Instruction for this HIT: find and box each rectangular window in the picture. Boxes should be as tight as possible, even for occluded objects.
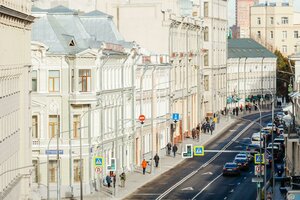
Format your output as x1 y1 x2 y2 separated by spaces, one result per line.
48 70 60 92
282 31 287 39
49 160 57 183
73 159 82 182
204 2 208 17
73 115 80 139
282 45 287 53
204 75 209 91
270 31 274 39
257 31 261 39
79 69 91 92
294 45 298 53
32 160 39 183
32 115 38 139
294 31 299 38
32 70 37 92
204 29 209 41
257 17 261 25
49 115 60 138
270 17 274 25
281 17 288 24
204 54 209 66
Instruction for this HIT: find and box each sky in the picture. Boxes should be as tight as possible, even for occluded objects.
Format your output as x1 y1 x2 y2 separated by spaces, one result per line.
228 0 300 26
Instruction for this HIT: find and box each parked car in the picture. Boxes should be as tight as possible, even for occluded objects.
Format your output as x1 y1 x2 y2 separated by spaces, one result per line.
233 157 249 170
268 143 282 151
222 162 240 176
276 112 285 120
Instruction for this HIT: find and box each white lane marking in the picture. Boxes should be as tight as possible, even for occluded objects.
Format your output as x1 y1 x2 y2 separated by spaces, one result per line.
224 197 227 200
191 173 222 200
238 182 241 185
155 114 271 200
202 172 213 175
181 187 194 191
244 177 247 179
230 189 234 193
135 193 161 196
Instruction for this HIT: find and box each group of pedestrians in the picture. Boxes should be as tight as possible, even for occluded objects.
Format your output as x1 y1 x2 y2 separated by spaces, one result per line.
201 118 216 135
166 142 178 157
104 171 126 188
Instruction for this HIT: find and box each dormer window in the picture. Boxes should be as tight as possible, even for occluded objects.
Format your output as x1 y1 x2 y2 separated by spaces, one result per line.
69 39 75 47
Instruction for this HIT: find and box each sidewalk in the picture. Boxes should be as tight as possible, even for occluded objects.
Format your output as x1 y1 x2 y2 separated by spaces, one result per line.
81 111 262 200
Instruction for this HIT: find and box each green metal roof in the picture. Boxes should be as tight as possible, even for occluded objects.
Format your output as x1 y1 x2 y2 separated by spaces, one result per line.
228 39 276 59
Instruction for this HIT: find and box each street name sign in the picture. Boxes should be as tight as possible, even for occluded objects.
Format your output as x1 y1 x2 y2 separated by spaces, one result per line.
252 177 263 182
45 150 63 155
94 156 104 167
194 146 204 156
254 154 265 164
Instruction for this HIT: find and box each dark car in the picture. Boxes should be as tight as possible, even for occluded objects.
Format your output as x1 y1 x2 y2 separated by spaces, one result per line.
246 144 261 155
233 158 249 170
223 162 240 176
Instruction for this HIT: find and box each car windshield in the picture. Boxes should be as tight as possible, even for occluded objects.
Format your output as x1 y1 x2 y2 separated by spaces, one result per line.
235 159 246 163
225 163 237 168
252 137 262 141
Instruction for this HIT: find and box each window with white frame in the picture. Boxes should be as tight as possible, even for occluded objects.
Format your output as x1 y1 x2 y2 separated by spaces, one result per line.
257 31 261 39
73 159 82 182
281 17 288 24
257 17 261 25
204 53 209 66
73 115 80 139
49 160 57 182
270 17 274 25
49 115 60 138
32 160 39 183
282 31 287 39
79 69 91 92
282 45 287 53
48 70 60 92
204 29 209 41
32 115 38 139
204 2 208 17
32 70 37 92
270 31 274 39
294 31 299 38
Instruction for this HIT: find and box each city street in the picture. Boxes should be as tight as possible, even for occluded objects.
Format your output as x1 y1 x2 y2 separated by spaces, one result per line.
126 112 272 200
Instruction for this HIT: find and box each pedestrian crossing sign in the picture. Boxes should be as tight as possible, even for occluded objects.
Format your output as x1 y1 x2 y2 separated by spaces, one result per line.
254 154 265 164
194 146 204 156
94 156 104 167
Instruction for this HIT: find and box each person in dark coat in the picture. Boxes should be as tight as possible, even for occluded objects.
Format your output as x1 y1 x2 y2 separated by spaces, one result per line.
192 128 196 139
154 153 160 167
166 143 172 155
206 123 210 134
172 144 178 157
106 175 112 188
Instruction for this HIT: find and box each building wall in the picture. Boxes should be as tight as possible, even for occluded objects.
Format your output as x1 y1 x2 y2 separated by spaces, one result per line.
236 0 257 38
0 1 33 199
227 57 277 107
250 3 300 56
30 43 136 198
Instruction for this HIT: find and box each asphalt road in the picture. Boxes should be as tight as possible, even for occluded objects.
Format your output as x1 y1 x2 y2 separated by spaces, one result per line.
125 112 272 200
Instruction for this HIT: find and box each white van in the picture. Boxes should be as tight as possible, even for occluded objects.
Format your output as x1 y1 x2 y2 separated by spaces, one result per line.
251 132 263 146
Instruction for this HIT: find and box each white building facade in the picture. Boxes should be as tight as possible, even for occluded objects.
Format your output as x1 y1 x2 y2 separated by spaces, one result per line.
227 39 277 107
0 1 34 200
30 7 137 198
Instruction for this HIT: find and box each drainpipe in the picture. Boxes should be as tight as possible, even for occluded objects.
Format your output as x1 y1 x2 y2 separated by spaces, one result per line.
186 22 190 140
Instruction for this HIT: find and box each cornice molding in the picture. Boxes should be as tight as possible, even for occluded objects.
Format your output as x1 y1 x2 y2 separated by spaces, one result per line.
0 5 35 23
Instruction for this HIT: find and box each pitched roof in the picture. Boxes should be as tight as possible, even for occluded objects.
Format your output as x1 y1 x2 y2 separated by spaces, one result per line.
228 39 276 59
82 10 112 18
31 7 132 54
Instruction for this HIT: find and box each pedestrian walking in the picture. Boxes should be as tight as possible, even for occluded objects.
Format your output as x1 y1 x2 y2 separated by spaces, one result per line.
196 129 200 141
154 153 160 167
192 128 196 139
172 144 178 157
119 172 126 187
205 122 210 134
112 173 116 188
235 107 239 116
166 143 172 155
141 159 147 175
106 175 112 188
201 122 206 133
233 108 236 115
